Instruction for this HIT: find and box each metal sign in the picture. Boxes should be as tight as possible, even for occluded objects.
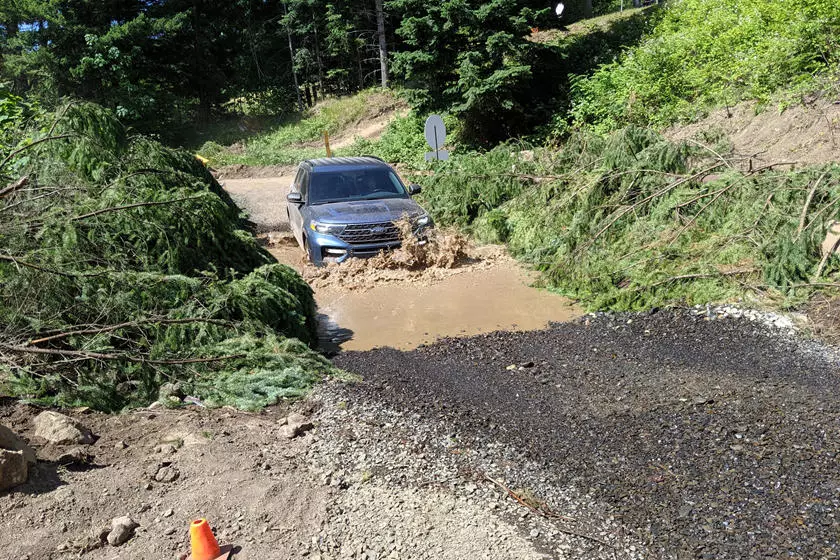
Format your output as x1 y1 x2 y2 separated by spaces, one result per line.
424 115 449 161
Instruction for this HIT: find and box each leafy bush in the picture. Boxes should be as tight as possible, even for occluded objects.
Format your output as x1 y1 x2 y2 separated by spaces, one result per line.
569 0 840 131
0 100 336 411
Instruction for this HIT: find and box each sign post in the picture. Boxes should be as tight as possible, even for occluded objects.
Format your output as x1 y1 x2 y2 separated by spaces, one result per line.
424 115 449 161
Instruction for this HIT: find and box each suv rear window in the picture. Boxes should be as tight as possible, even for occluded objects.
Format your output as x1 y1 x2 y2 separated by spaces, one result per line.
308 167 406 205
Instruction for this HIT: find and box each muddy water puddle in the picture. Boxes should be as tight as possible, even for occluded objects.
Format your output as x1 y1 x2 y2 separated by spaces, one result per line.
315 266 580 351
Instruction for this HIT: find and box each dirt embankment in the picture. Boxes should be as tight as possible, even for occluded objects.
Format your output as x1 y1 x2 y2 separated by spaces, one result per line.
666 97 840 166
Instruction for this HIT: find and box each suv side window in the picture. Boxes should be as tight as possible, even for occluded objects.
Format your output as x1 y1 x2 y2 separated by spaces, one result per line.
293 168 304 192
300 169 310 201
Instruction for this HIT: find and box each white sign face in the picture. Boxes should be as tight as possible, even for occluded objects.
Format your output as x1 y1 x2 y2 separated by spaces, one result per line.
424 114 449 161
556 3 565 17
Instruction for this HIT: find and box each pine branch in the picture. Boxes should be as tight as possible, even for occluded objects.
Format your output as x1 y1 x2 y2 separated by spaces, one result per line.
70 195 205 222
26 318 235 346
0 134 75 170
0 342 244 365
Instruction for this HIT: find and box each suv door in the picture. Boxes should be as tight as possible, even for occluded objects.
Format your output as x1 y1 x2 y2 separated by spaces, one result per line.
288 167 307 247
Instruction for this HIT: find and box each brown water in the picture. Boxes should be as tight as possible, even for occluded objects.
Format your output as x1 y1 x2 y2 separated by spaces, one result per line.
316 266 579 351
225 175 580 352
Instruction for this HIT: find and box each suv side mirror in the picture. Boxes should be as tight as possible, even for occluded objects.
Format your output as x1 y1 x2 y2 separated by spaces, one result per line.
408 184 422 195
286 192 303 204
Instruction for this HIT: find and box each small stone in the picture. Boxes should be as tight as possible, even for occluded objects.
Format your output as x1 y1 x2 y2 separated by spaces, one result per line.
107 516 139 546
114 441 128 450
154 465 180 483
164 527 176 536
163 509 174 517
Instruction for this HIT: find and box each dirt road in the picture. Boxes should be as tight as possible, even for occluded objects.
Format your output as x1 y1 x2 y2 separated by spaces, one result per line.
223 174 579 351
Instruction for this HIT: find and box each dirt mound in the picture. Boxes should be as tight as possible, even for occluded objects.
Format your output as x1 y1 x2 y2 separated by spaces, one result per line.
666 97 840 166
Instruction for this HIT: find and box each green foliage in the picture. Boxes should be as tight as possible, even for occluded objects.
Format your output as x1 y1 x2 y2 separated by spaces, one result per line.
0 100 336 412
201 89 400 166
415 129 840 310
346 112 460 167
389 0 563 145
569 0 840 130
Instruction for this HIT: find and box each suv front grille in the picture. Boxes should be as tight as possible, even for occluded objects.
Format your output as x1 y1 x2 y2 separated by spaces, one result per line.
337 222 401 245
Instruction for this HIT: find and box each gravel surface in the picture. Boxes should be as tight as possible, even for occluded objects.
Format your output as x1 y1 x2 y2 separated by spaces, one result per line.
333 309 840 559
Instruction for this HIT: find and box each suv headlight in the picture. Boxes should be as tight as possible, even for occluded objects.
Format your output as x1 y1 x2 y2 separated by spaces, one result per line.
413 214 431 227
311 221 345 235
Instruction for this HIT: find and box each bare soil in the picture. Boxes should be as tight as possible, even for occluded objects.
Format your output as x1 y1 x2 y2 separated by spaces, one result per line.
666 97 840 167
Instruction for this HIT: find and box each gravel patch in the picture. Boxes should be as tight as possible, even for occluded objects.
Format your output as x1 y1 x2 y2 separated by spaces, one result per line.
332 309 840 559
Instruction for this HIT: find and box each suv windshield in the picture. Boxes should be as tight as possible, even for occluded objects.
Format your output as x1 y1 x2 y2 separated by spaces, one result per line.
308 167 407 205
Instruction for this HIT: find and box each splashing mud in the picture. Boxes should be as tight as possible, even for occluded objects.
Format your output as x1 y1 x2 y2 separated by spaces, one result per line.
302 221 480 291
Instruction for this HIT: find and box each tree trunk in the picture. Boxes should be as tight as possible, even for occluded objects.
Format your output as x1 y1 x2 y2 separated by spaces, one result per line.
584 0 594 18
375 0 388 88
312 12 325 95
283 2 304 113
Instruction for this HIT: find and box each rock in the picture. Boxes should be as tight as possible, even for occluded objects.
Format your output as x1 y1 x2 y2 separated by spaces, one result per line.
107 516 139 546
279 413 314 439
114 441 128 450
33 411 94 445
55 447 93 465
163 508 174 517
0 449 28 491
158 382 184 401
153 464 180 483
0 424 36 464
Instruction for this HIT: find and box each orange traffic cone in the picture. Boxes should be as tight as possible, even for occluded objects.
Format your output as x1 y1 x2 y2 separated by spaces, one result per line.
189 519 222 560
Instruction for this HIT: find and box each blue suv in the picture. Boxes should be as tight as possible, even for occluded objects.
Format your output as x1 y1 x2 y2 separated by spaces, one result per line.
286 156 433 265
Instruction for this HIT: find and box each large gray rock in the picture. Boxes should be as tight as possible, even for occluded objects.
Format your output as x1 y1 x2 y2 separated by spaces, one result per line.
33 411 94 445
106 516 139 546
0 449 28 491
0 424 36 464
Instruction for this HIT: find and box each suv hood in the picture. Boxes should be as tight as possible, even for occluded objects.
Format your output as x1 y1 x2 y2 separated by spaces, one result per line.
308 198 425 225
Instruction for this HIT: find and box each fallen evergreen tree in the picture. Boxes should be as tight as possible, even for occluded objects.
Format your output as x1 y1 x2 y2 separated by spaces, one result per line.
413 127 840 310
0 94 334 411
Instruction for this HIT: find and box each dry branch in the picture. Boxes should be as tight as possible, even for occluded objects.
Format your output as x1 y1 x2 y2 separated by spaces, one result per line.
646 268 759 289
0 134 75 170
0 253 77 278
796 172 827 238
0 175 30 199
578 163 725 253
484 474 612 548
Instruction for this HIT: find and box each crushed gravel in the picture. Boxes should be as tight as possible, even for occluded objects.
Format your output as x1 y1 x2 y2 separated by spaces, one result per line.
332 309 840 559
